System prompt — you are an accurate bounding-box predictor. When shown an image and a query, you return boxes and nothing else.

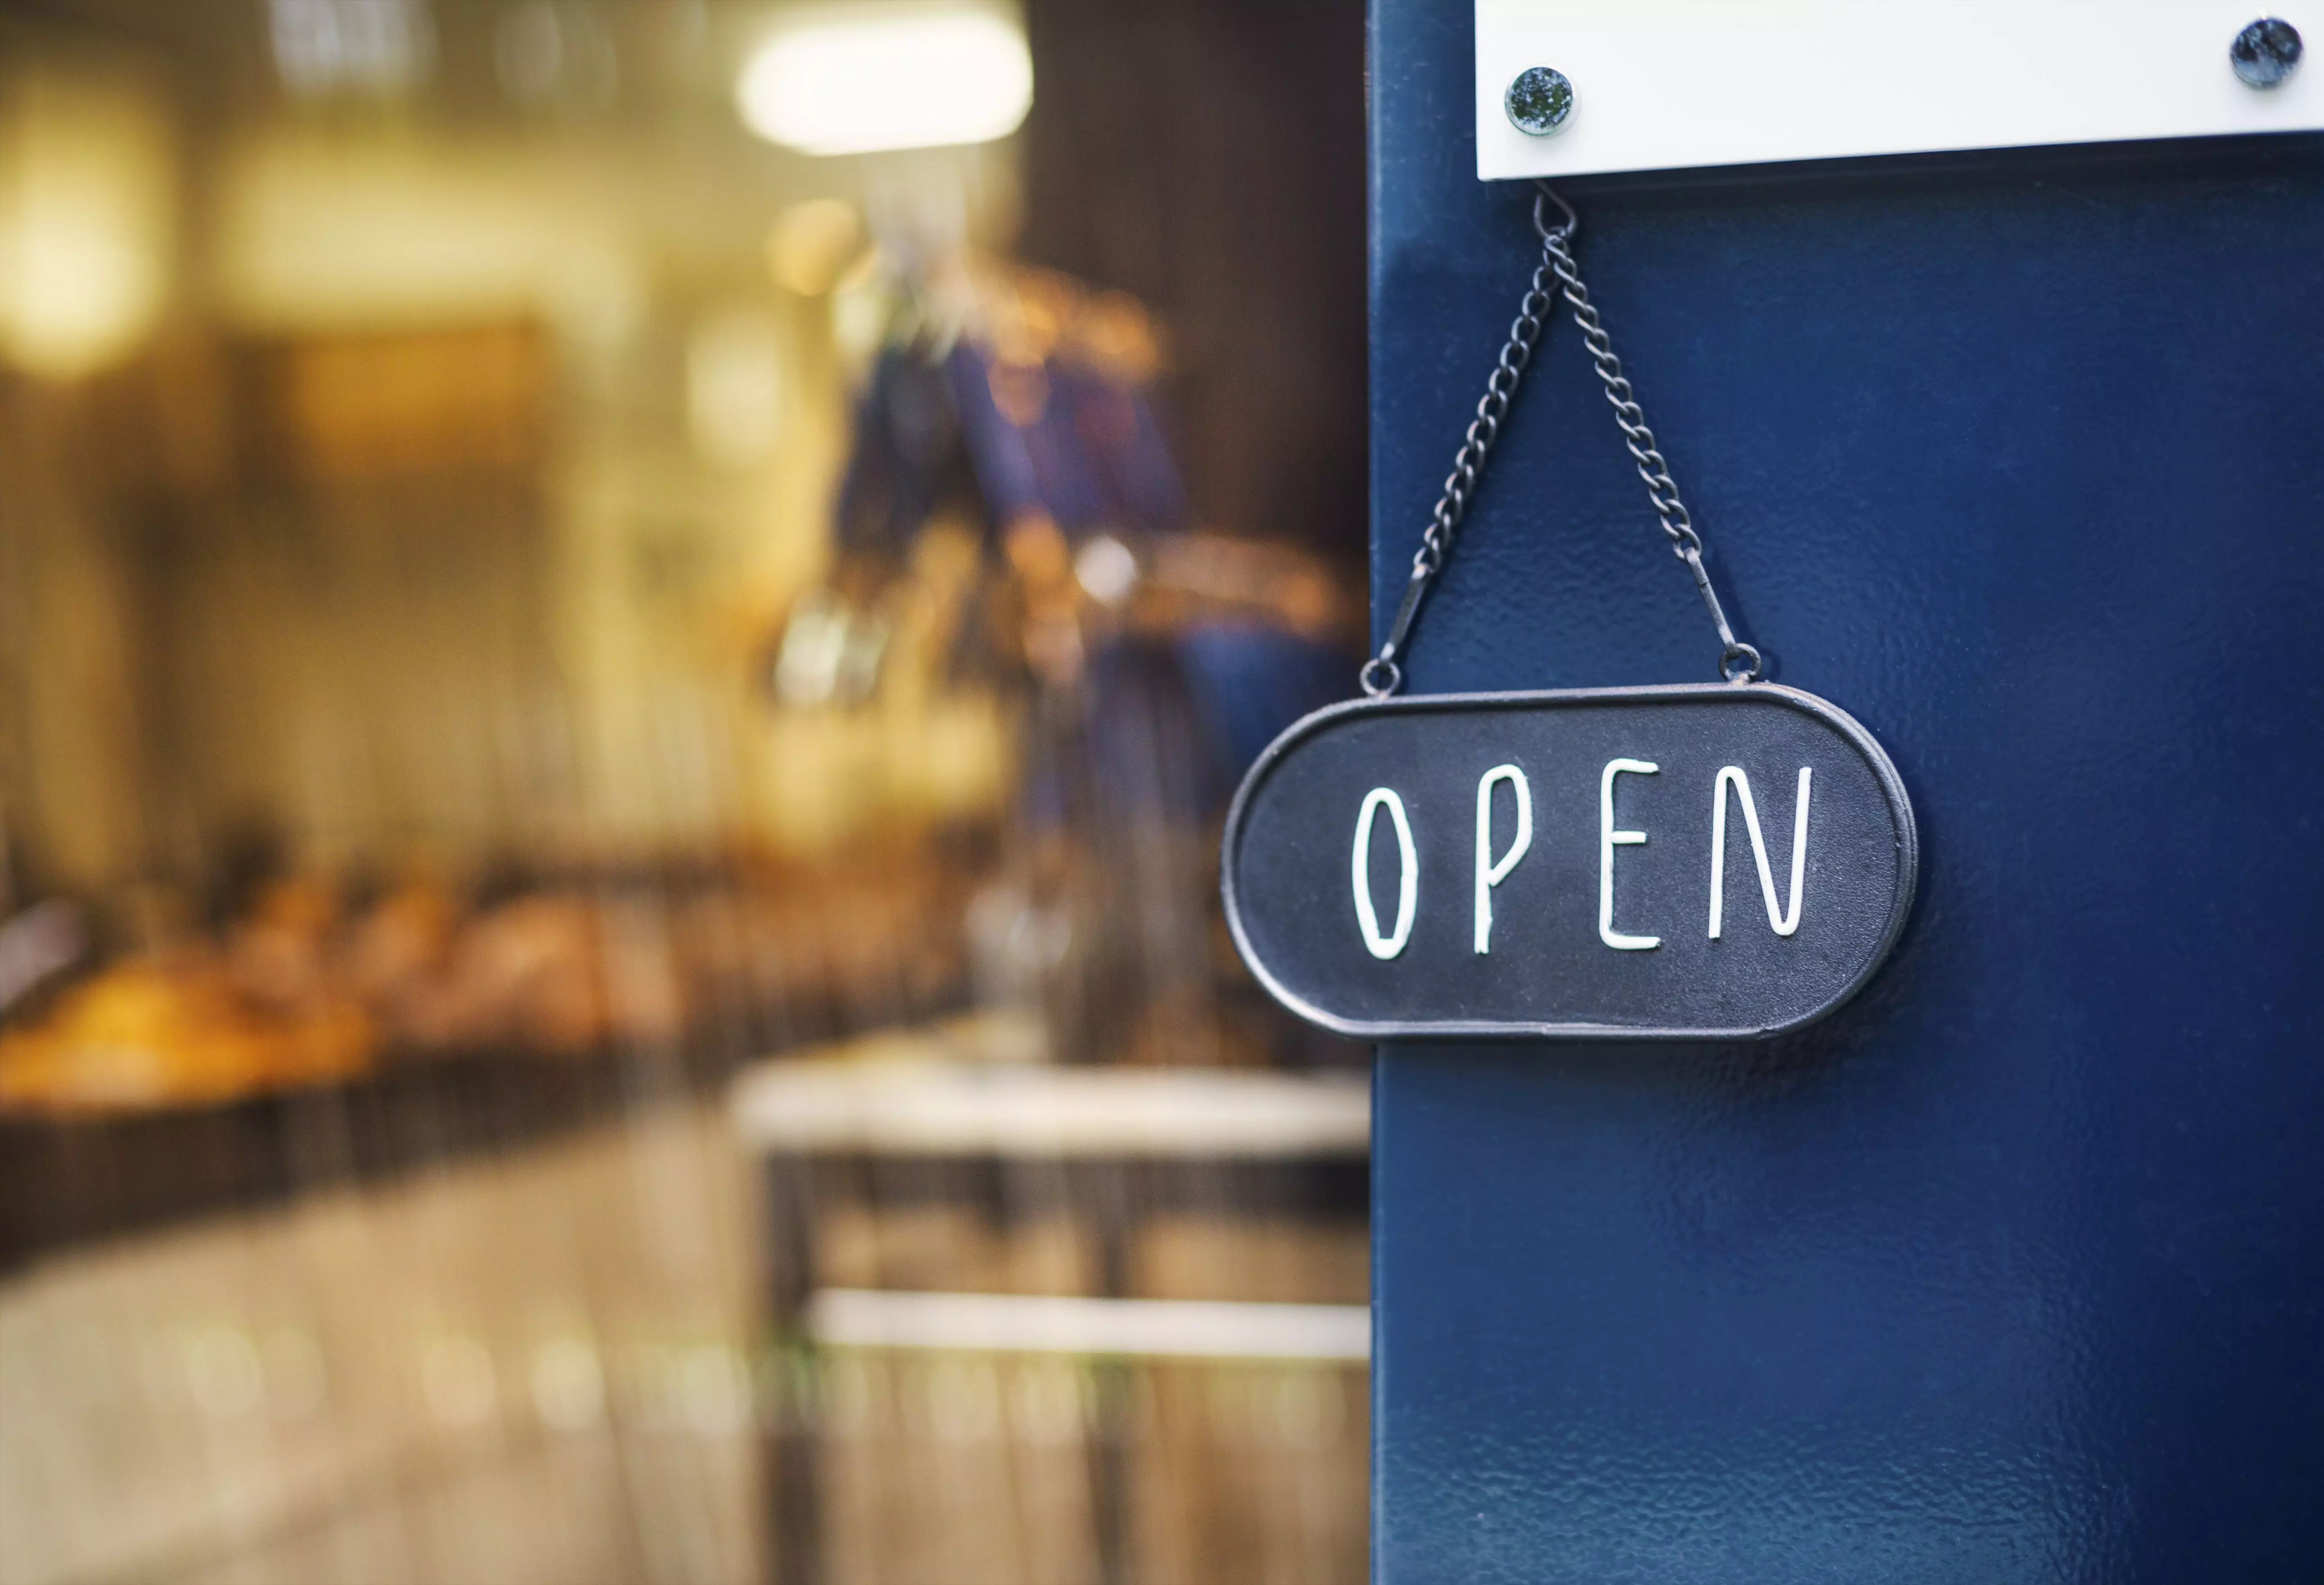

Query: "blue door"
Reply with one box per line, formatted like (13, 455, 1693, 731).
(1370, 5, 2324, 1580)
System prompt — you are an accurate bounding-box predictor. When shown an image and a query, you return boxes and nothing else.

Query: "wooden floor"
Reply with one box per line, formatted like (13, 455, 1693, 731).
(0, 1099, 764, 1585)
(0, 1087, 1366, 1585)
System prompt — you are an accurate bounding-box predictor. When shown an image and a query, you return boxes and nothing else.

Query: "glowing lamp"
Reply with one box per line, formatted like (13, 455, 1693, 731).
(737, 5, 1033, 157)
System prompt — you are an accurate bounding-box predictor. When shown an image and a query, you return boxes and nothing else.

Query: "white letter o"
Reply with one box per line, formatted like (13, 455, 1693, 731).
(1352, 788, 1418, 960)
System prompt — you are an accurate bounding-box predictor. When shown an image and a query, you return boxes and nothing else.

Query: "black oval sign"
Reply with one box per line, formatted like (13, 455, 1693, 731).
(1221, 684, 1917, 1040)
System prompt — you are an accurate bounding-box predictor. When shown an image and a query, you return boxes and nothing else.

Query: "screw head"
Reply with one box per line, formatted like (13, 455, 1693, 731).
(1505, 66, 1574, 136)
(2230, 17, 2303, 87)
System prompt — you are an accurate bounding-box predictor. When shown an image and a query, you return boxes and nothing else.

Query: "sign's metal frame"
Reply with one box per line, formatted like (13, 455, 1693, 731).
(1220, 681, 1920, 1043)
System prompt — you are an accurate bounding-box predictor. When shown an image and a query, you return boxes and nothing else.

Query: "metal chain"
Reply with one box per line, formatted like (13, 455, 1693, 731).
(1357, 211, 1560, 698)
(1361, 183, 1762, 696)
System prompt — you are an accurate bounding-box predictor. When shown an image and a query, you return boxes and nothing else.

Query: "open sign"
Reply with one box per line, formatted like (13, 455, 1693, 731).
(1221, 684, 1918, 1040)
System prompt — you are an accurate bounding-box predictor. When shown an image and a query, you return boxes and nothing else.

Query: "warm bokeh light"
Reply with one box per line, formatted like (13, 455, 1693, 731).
(767, 196, 864, 295)
(0, 74, 173, 379)
(208, 133, 570, 332)
(736, 3, 1034, 156)
(686, 304, 786, 466)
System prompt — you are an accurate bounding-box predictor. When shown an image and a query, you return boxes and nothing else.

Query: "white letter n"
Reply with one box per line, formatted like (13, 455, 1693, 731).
(1709, 766, 1811, 939)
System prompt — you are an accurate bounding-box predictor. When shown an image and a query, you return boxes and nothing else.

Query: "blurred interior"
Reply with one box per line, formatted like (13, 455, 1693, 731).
(0, 1, 1368, 1580)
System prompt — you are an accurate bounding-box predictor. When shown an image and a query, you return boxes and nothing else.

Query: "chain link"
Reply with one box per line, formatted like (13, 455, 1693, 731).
(1363, 183, 1762, 696)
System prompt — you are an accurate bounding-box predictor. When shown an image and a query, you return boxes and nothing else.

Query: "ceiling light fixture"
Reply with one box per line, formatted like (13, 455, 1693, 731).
(736, 4, 1033, 157)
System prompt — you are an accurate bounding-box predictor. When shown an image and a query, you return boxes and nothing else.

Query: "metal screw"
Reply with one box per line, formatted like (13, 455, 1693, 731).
(2230, 17, 2303, 87)
(1505, 66, 1574, 136)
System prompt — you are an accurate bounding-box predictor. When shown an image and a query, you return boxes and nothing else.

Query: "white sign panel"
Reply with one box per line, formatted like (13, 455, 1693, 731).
(1477, 1, 2323, 181)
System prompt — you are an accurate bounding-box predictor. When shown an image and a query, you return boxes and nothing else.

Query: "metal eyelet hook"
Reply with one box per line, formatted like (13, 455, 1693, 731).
(1532, 182, 1578, 245)
(1359, 657, 1402, 699)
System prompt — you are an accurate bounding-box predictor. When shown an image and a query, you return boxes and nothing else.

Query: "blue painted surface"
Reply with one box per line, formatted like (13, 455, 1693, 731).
(1369, 6, 2324, 1582)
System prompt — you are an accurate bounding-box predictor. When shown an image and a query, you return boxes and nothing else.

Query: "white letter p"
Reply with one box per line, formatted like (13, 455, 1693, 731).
(1474, 764, 1532, 954)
